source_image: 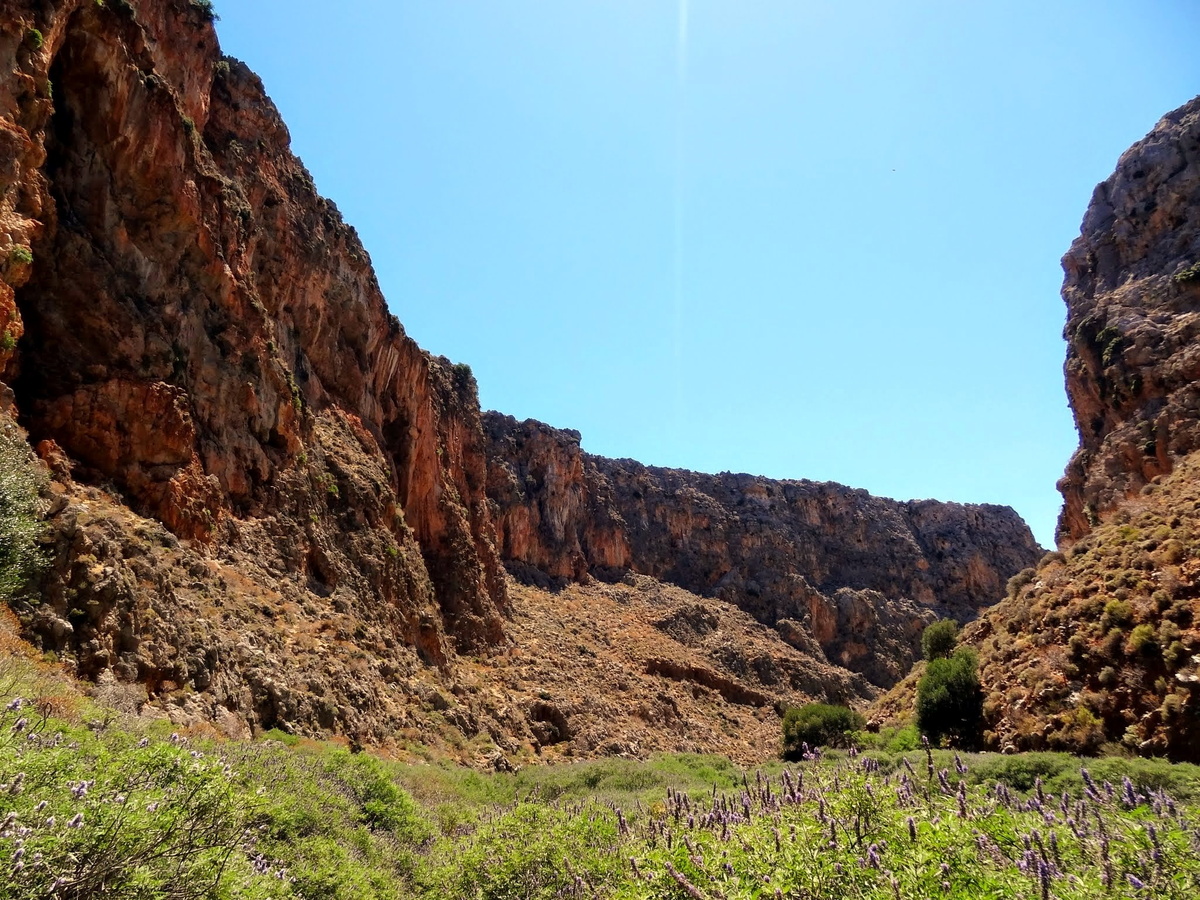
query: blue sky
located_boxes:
[214,1,1198,548]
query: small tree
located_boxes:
[781,703,865,758]
[921,619,959,660]
[916,648,982,747]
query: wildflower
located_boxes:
[67,814,83,829]
[908,816,917,841]
[5,698,23,712]
[1127,874,1146,890]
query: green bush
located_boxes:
[916,648,983,747]
[781,703,865,757]
[1175,261,1200,285]
[921,619,959,660]
[1006,567,1036,598]
[0,416,44,602]
[1102,598,1133,629]
[25,28,43,50]
[1127,623,1159,657]
[9,246,33,267]
[190,0,219,21]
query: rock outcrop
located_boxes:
[873,97,1200,761]
[1057,97,1200,544]
[484,414,1042,688]
[0,0,507,739]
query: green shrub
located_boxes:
[0,416,45,602]
[1126,623,1159,657]
[1175,261,1200,285]
[190,0,219,21]
[781,703,866,757]
[1102,598,1133,629]
[25,28,43,50]
[916,648,983,747]
[921,619,959,660]
[9,246,33,267]
[1006,566,1036,598]
[1,330,15,352]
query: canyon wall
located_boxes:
[0,0,508,738]
[1057,96,1200,544]
[484,413,1042,687]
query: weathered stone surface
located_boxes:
[0,0,506,740]
[485,413,1042,688]
[1057,96,1200,543]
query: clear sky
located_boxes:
[213,1,1198,548]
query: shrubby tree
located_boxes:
[921,619,959,661]
[782,703,865,757]
[917,647,983,747]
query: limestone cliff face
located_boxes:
[1057,97,1200,544]
[0,0,507,737]
[484,414,1042,688]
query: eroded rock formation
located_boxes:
[1057,96,1200,544]
[0,0,506,738]
[484,414,1042,687]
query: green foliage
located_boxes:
[8,246,33,267]
[420,802,623,900]
[25,28,43,50]
[917,648,983,747]
[921,619,959,660]
[1102,597,1134,629]
[190,0,219,21]
[1,330,14,352]
[1005,566,1036,598]
[1175,261,1200,285]
[0,417,44,603]
[781,703,865,757]
[1127,623,1159,657]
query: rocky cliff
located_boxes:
[1057,96,1200,544]
[0,0,508,739]
[873,97,1200,761]
[484,414,1042,688]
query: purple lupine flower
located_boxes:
[908,816,917,841]
[867,844,881,869]
[67,814,83,829]
[1127,874,1146,890]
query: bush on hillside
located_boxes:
[917,648,983,747]
[781,703,865,757]
[0,416,44,602]
[921,619,959,660]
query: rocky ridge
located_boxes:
[1057,96,1200,544]
[484,413,1041,689]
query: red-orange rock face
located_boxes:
[1057,97,1200,544]
[0,0,507,726]
[484,413,1042,688]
